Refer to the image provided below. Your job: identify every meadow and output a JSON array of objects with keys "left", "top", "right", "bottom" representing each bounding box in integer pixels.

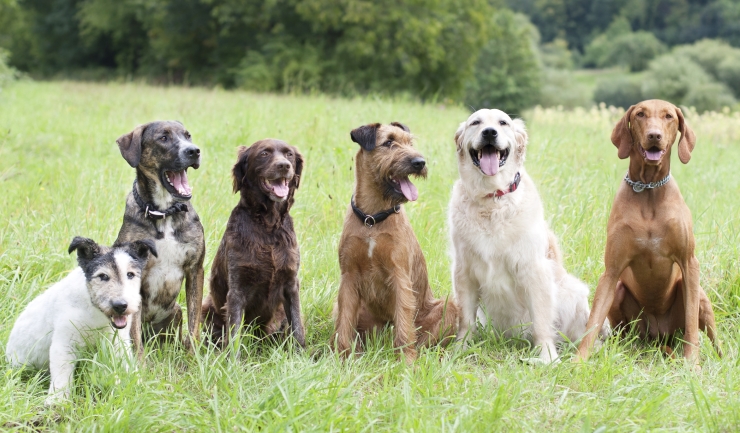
[{"left": 0, "top": 81, "right": 739, "bottom": 432}]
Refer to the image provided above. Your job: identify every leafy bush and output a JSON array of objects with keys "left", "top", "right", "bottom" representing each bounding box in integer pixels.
[
  {"left": 672, "top": 39, "right": 740, "bottom": 80},
  {"left": 540, "top": 38, "right": 573, "bottom": 70},
  {"left": 538, "top": 68, "right": 591, "bottom": 109},
  {"left": 683, "top": 82, "right": 737, "bottom": 113},
  {"left": 593, "top": 76, "right": 644, "bottom": 108},
  {"left": 464, "top": 11, "right": 542, "bottom": 114},
  {"left": 641, "top": 54, "right": 712, "bottom": 104},
  {"left": 0, "top": 48, "right": 17, "bottom": 89},
  {"left": 584, "top": 27, "right": 666, "bottom": 72},
  {"left": 718, "top": 56, "right": 740, "bottom": 97}
]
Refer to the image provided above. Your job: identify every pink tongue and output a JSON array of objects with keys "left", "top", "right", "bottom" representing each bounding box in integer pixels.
[
  {"left": 398, "top": 178, "right": 418, "bottom": 201},
  {"left": 271, "top": 179, "right": 289, "bottom": 198},
  {"left": 645, "top": 149, "right": 663, "bottom": 161},
  {"left": 479, "top": 147, "right": 499, "bottom": 176},
  {"left": 169, "top": 170, "right": 193, "bottom": 196},
  {"left": 112, "top": 316, "right": 127, "bottom": 328}
]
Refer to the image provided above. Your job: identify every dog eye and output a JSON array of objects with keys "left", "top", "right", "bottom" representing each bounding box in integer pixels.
[
  {"left": 665, "top": 114, "right": 673, "bottom": 119},
  {"left": 499, "top": 120, "right": 507, "bottom": 126},
  {"left": 160, "top": 135, "right": 168, "bottom": 142},
  {"left": 98, "top": 274, "right": 110, "bottom": 282},
  {"left": 184, "top": 132, "right": 191, "bottom": 139},
  {"left": 127, "top": 272, "right": 135, "bottom": 279},
  {"left": 470, "top": 120, "right": 480, "bottom": 126},
  {"left": 260, "top": 151, "right": 268, "bottom": 157},
  {"left": 286, "top": 151, "right": 293, "bottom": 157},
  {"left": 636, "top": 112, "right": 645, "bottom": 117}
]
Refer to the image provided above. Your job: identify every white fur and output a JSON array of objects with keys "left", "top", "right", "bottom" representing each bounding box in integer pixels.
[
  {"left": 448, "top": 109, "right": 607, "bottom": 363},
  {"left": 6, "top": 252, "right": 140, "bottom": 404}
]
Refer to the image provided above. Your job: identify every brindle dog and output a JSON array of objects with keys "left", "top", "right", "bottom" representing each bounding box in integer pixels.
[
  {"left": 115, "top": 120, "right": 205, "bottom": 358},
  {"left": 202, "top": 139, "right": 305, "bottom": 350},
  {"left": 333, "top": 122, "right": 458, "bottom": 364}
]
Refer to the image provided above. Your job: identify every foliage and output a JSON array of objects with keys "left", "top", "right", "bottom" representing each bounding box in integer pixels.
[
  {"left": 584, "top": 30, "right": 667, "bottom": 72},
  {"left": 2, "top": 81, "right": 740, "bottom": 430},
  {"left": 538, "top": 68, "right": 591, "bottom": 109},
  {"left": 0, "top": 48, "right": 16, "bottom": 90},
  {"left": 593, "top": 76, "right": 644, "bottom": 108},
  {"left": 463, "top": 11, "right": 542, "bottom": 114},
  {"left": 718, "top": 56, "right": 740, "bottom": 98},
  {"left": 641, "top": 53, "right": 712, "bottom": 104},
  {"left": 539, "top": 38, "right": 574, "bottom": 70},
  {"left": 683, "top": 82, "right": 737, "bottom": 113}
]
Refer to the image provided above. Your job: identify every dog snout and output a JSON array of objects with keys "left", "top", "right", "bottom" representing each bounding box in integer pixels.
[
  {"left": 111, "top": 300, "right": 128, "bottom": 315},
  {"left": 184, "top": 145, "right": 200, "bottom": 159},
  {"left": 410, "top": 157, "right": 426, "bottom": 171},
  {"left": 481, "top": 128, "right": 498, "bottom": 139},
  {"left": 646, "top": 130, "right": 662, "bottom": 142},
  {"left": 275, "top": 159, "right": 292, "bottom": 172}
]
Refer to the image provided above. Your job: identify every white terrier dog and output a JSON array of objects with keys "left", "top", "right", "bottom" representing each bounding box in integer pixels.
[{"left": 6, "top": 237, "right": 156, "bottom": 404}]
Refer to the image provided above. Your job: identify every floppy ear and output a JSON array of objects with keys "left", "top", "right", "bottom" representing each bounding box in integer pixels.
[
  {"left": 675, "top": 107, "right": 696, "bottom": 164},
  {"left": 68, "top": 237, "right": 101, "bottom": 268},
  {"left": 116, "top": 124, "right": 148, "bottom": 168},
  {"left": 611, "top": 105, "right": 635, "bottom": 159},
  {"left": 454, "top": 122, "right": 466, "bottom": 153},
  {"left": 291, "top": 147, "right": 304, "bottom": 189},
  {"left": 511, "top": 118, "right": 528, "bottom": 147},
  {"left": 350, "top": 123, "right": 380, "bottom": 151},
  {"left": 390, "top": 122, "right": 410, "bottom": 133},
  {"left": 129, "top": 239, "right": 158, "bottom": 261},
  {"left": 232, "top": 145, "right": 251, "bottom": 194}
]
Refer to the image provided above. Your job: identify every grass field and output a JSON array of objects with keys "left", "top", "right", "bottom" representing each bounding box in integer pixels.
[{"left": 1, "top": 81, "right": 739, "bottom": 432}]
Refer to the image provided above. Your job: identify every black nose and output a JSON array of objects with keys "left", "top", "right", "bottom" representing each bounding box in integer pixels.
[
  {"left": 411, "top": 157, "right": 426, "bottom": 171},
  {"left": 482, "top": 128, "right": 498, "bottom": 138},
  {"left": 111, "top": 300, "right": 128, "bottom": 315},
  {"left": 276, "top": 160, "right": 291, "bottom": 171},
  {"left": 184, "top": 146, "right": 200, "bottom": 158},
  {"left": 647, "top": 132, "right": 662, "bottom": 141}
]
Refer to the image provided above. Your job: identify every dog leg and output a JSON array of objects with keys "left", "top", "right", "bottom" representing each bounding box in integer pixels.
[
  {"left": 334, "top": 273, "right": 361, "bottom": 358},
  {"left": 225, "top": 282, "right": 247, "bottom": 357},
  {"left": 576, "top": 268, "right": 624, "bottom": 361},
  {"left": 46, "top": 338, "right": 77, "bottom": 405},
  {"left": 391, "top": 274, "right": 417, "bottom": 364},
  {"left": 679, "top": 256, "right": 702, "bottom": 364},
  {"left": 453, "top": 261, "right": 479, "bottom": 344},
  {"left": 130, "top": 309, "right": 144, "bottom": 362},
  {"left": 698, "top": 287, "right": 721, "bottom": 357},
  {"left": 184, "top": 261, "right": 204, "bottom": 353},
  {"left": 283, "top": 279, "right": 306, "bottom": 348},
  {"left": 416, "top": 296, "right": 459, "bottom": 348},
  {"left": 518, "top": 261, "right": 558, "bottom": 363}
]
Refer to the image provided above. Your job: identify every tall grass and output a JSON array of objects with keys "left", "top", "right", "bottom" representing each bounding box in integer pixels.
[{"left": 0, "top": 82, "right": 738, "bottom": 431}]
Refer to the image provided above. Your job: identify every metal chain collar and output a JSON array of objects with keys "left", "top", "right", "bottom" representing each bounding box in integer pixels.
[{"left": 624, "top": 172, "right": 671, "bottom": 193}]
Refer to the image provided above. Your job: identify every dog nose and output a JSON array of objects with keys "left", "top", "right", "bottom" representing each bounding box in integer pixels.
[
  {"left": 647, "top": 131, "right": 662, "bottom": 141},
  {"left": 184, "top": 146, "right": 200, "bottom": 158},
  {"left": 276, "top": 160, "right": 291, "bottom": 171},
  {"left": 410, "top": 157, "right": 426, "bottom": 171},
  {"left": 111, "top": 300, "right": 128, "bottom": 315},
  {"left": 482, "top": 128, "right": 498, "bottom": 138}
]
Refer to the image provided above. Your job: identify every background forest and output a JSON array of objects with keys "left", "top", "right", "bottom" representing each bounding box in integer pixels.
[{"left": 2, "top": 0, "right": 740, "bottom": 111}]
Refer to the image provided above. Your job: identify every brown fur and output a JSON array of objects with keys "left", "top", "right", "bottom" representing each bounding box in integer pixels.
[
  {"left": 202, "top": 139, "right": 305, "bottom": 349},
  {"left": 333, "top": 122, "right": 458, "bottom": 364},
  {"left": 577, "top": 99, "right": 720, "bottom": 364}
]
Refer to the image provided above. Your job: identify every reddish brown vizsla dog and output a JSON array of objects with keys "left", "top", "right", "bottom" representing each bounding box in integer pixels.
[
  {"left": 333, "top": 122, "right": 458, "bottom": 364},
  {"left": 576, "top": 99, "right": 720, "bottom": 365}
]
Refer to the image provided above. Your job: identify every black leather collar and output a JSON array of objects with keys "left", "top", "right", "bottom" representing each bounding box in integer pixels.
[
  {"left": 351, "top": 195, "right": 401, "bottom": 228},
  {"left": 132, "top": 180, "right": 188, "bottom": 220}
]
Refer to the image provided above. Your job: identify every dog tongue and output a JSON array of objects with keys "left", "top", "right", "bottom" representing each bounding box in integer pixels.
[
  {"left": 398, "top": 178, "right": 418, "bottom": 201},
  {"left": 270, "top": 179, "right": 289, "bottom": 198},
  {"left": 645, "top": 149, "right": 663, "bottom": 161},
  {"left": 169, "top": 170, "right": 192, "bottom": 196},
  {"left": 112, "top": 315, "right": 127, "bottom": 329},
  {"left": 480, "top": 146, "right": 499, "bottom": 176}
]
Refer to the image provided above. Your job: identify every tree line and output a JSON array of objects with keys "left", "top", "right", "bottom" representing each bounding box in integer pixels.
[{"left": 1, "top": 0, "right": 739, "bottom": 112}]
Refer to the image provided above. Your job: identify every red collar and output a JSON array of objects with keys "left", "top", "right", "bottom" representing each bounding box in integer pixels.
[{"left": 485, "top": 172, "right": 521, "bottom": 198}]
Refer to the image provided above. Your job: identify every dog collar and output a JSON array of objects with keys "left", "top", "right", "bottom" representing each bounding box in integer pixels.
[
  {"left": 624, "top": 172, "right": 671, "bottom": 193},
  {"left": 486, "top": 172, "right": 521, "bottom": 198},
  {"left": 132, "top": 180, "right": 189, "bottom": 220},
  {"left": 351, "top": 196, "right": 401, "bottom": 228}
]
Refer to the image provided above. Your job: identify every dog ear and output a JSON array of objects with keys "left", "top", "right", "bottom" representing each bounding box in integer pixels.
[
  {"left": 232, "top": 145, "right": 251, "bottom": 194},
  {"left": 675, "top": 106, "right": 696, "bottom": 164},
  {"left": 350, "top": 123, "right": 380, "bottom": 151},
  {"left": 116, "top": 124, "right": 148, "bottom": 168},
  {"left": 68, "top": 237, "right": 102, "bottom": 267},
  {"left": 291, "top": 147, "right": 304, "bottom": 189},
  {"left": 390, "top": 122, "right": 410, "bottom": 133},
  {"left": 454, "top": 121, "right": 466, "bottom": 153},
  {"left": 511, "top": 118, "right": 528, "bottom": 147},
  {"left": 611, "top": 105, "right": 636, "bottom": 159},
  {"left": 129, "top": 239, "right": 158, "bottom": 261}
]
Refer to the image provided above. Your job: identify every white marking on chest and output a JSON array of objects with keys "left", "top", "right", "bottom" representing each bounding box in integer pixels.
[{"left": 367, "top": 238, "right": 376, "bottom": 258}]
